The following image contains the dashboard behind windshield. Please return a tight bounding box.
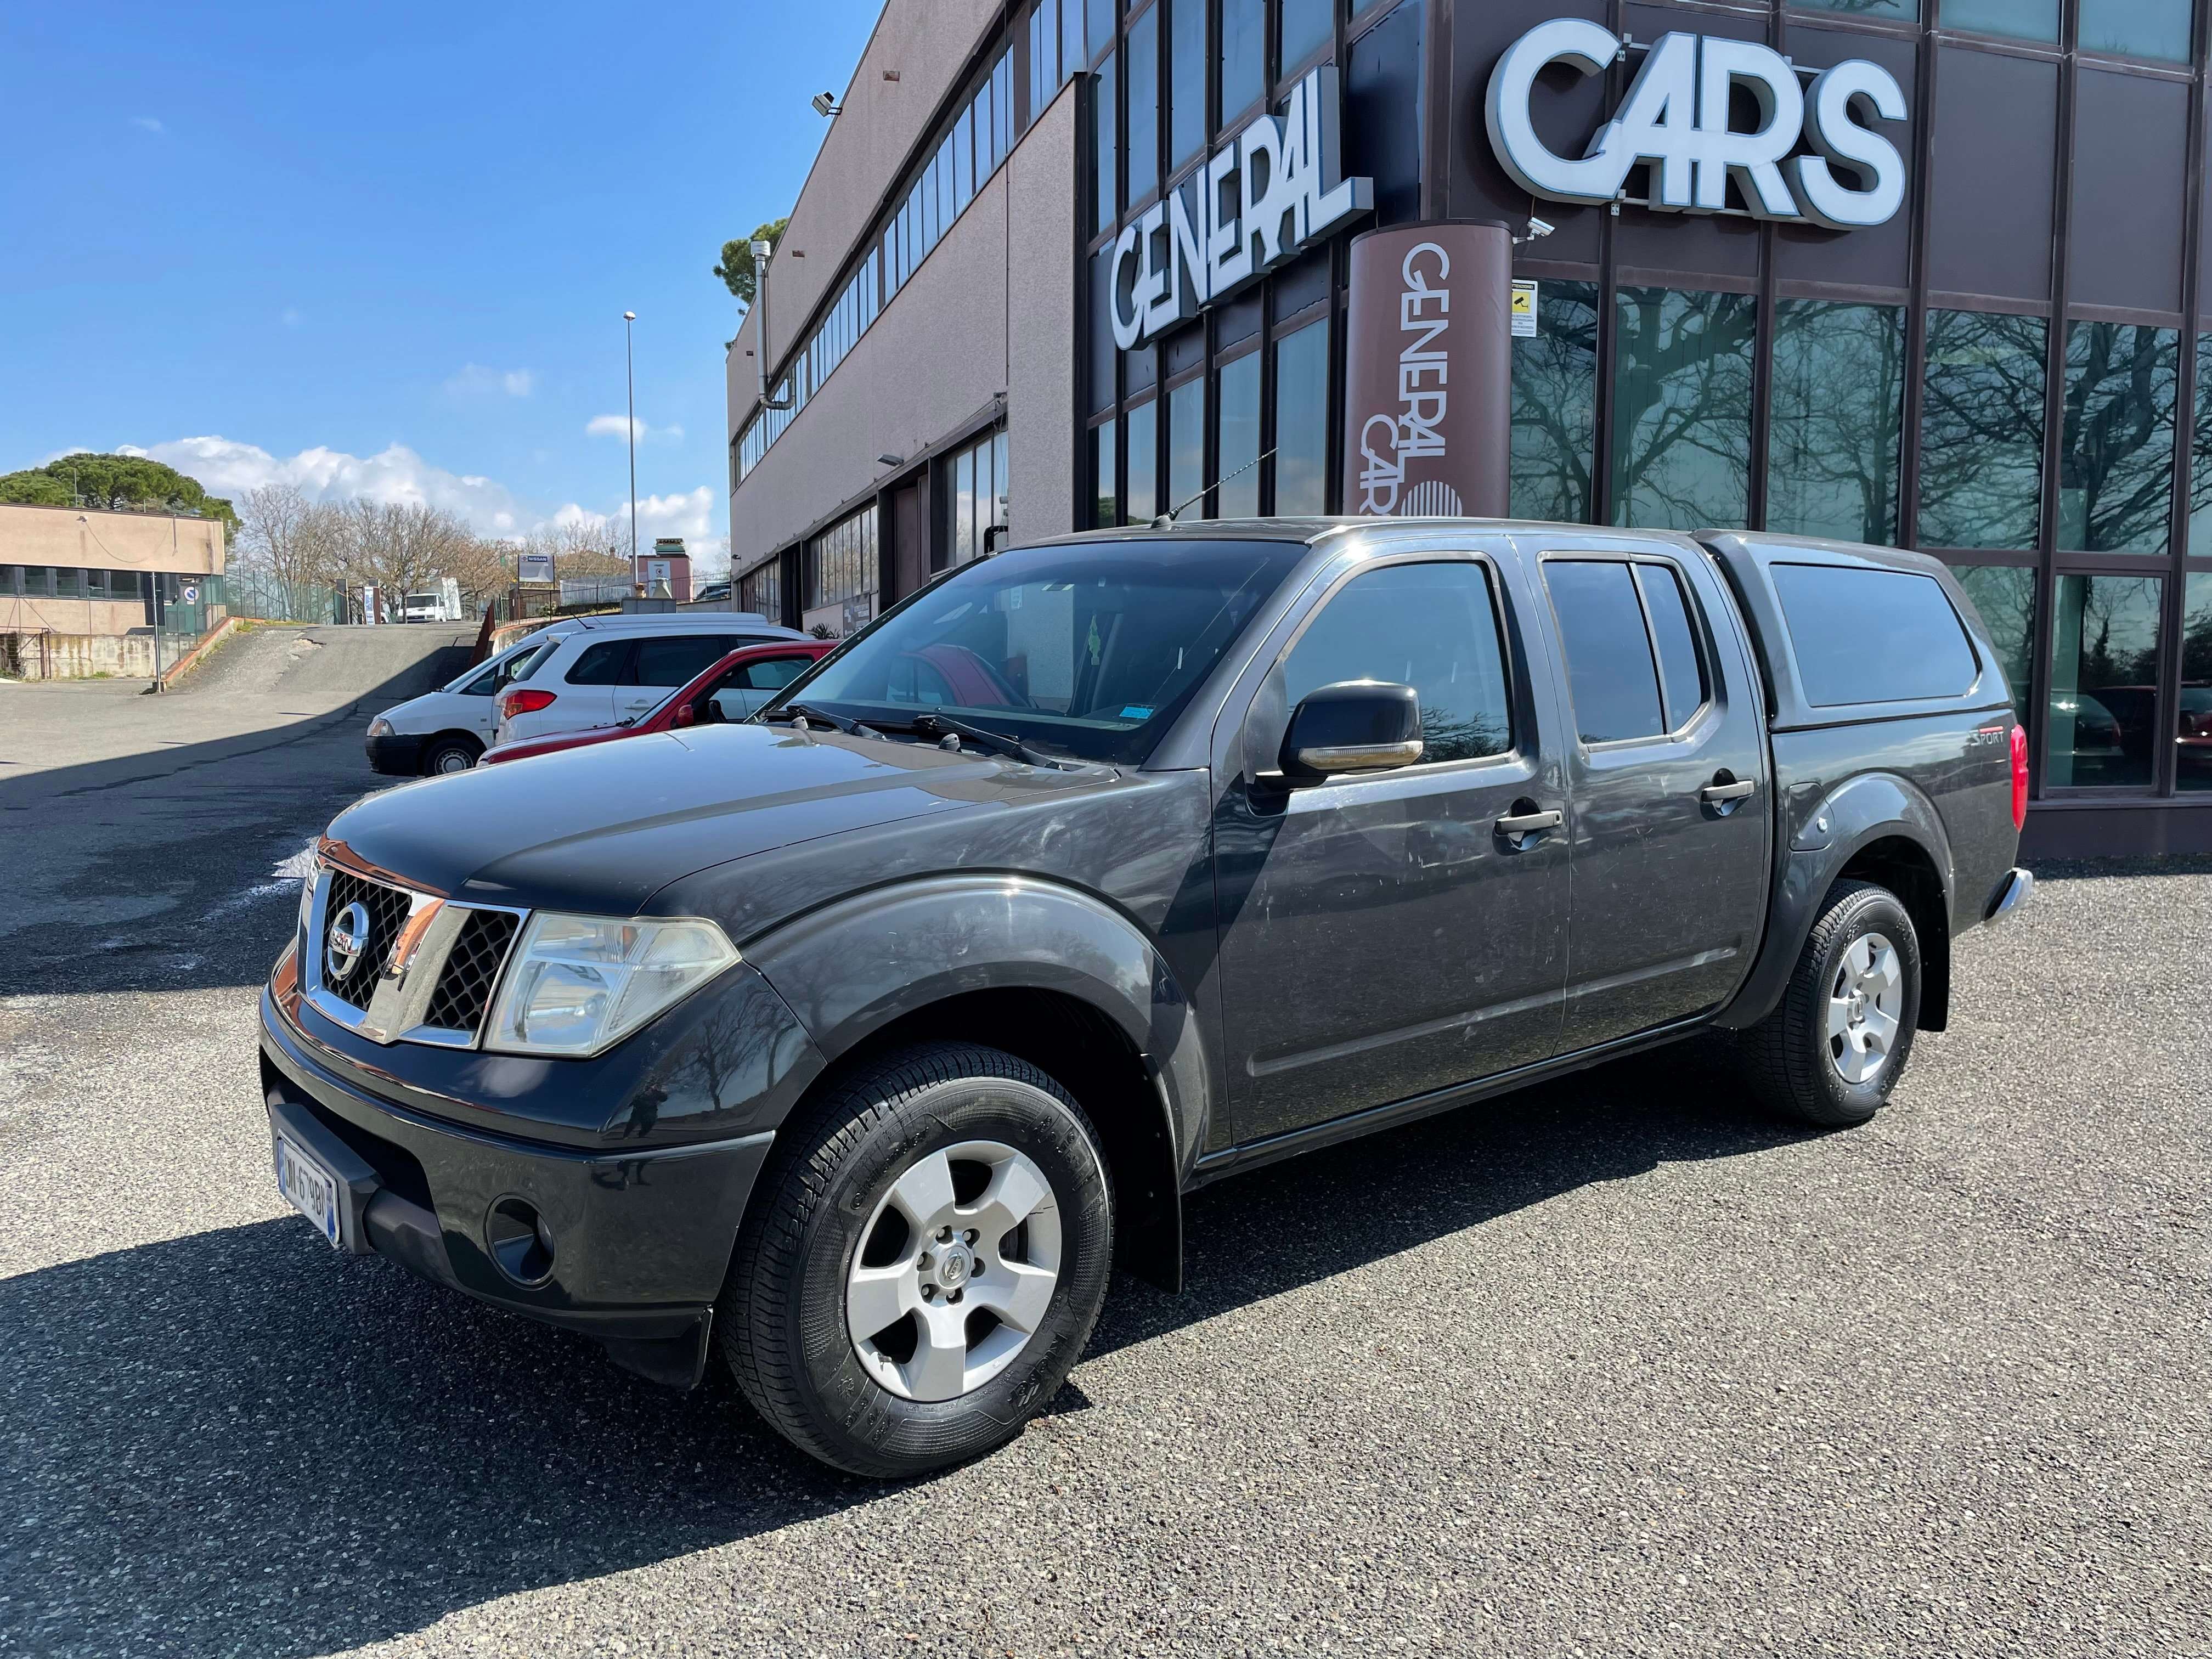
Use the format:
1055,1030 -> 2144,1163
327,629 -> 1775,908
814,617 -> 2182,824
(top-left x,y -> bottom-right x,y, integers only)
766,538 -> 1310,765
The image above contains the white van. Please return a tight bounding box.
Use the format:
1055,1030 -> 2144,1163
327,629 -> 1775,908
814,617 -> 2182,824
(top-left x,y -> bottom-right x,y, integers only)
364,633 -> 561,775
493,612 -> 802,746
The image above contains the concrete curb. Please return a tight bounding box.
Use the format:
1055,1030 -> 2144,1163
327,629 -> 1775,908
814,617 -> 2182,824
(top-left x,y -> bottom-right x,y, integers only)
157,616 -> 245,687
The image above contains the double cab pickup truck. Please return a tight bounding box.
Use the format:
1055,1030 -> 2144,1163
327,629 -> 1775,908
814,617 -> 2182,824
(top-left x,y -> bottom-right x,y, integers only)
259,520 -> 2032,1476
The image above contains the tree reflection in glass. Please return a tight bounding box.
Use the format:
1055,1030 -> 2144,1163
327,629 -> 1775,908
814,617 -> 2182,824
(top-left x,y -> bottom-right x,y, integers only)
1948,563 -> 2036,718
1769,301 -> 1905,544
1510,281 -> 1598,523
2059,323 -> 2177,555
1610,288 -> 1757,531
1918,311 -> 2046,550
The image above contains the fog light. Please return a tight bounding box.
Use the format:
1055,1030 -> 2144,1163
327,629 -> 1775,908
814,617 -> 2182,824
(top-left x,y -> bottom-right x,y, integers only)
486,1195 -> 555,1286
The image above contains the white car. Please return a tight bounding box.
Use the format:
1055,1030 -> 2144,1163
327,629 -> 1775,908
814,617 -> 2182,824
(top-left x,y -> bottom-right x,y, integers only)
364,634 -> 559,775
493,613 -> 802,746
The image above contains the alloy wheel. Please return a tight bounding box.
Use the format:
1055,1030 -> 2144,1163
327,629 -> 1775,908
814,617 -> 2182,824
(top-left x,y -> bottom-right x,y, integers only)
1825,931 -> 1901,1085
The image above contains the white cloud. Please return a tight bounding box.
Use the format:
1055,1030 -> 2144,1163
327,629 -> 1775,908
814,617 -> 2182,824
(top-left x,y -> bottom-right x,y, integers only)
585,414 -> 682,443
131,116 -> 164,134
548,487 -> 725,572
443,363 -> 535,398
119,436 -> 526,536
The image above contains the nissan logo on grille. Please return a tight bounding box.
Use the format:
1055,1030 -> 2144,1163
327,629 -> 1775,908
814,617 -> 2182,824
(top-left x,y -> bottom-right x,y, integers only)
325,901 -> 373,983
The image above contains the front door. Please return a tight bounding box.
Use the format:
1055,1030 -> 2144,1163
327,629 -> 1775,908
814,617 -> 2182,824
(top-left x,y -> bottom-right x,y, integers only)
1532,545 -> 1771,1050
1215,553 -> 1573,1143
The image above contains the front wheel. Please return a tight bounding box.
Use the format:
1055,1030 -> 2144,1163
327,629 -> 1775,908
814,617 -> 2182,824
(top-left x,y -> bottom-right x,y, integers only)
420,735 -> 481,775
720,1042 -> 1114,1478
1739,879 -> 1921,1129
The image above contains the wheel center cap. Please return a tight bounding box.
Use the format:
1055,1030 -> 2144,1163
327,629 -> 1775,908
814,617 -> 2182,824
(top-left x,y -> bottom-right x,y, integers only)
936,1244 -> 972,1288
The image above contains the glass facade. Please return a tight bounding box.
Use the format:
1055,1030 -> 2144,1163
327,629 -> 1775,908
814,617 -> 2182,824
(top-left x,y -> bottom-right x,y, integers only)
1509,282 -> 1597,524
2047,574 -> 2165,787
1273,318 -> 1330,516
1167,376 -> 1205,520
1609,289 -> 1757,532
2059,324 -> 2179,555
1919,312 -> 2047,551
2079,0 -> 2192,61
1768,303 -> 1905,546
1943,0 -> 2058,42
1216,351 -> 1262,517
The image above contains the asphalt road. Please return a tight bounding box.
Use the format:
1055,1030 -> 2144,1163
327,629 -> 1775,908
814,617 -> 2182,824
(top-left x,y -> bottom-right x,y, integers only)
2,631 -> 2207,1657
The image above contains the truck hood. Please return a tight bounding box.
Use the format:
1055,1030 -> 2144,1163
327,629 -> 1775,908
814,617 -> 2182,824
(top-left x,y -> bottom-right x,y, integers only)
324,721 -> 1108,915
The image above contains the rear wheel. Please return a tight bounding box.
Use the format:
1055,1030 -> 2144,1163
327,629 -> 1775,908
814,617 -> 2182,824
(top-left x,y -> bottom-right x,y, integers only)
420,733 -> 481,775
720,1042 -> 1114,1477
1740,879 -> 1921,1129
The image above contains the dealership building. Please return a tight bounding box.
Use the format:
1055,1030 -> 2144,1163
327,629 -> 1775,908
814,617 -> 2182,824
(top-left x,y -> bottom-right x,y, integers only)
727,0 -> 2212,855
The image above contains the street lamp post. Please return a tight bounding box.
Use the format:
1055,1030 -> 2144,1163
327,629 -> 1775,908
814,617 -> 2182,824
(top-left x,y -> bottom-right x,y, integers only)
623,311 -> 639,571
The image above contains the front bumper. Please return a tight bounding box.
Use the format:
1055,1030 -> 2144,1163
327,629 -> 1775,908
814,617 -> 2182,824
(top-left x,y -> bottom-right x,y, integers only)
260,988 -> 776,1387
365,732 -> 427,775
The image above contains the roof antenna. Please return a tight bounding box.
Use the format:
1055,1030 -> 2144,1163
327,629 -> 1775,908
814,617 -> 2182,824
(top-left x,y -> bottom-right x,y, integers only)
1150,446 -> 1276,531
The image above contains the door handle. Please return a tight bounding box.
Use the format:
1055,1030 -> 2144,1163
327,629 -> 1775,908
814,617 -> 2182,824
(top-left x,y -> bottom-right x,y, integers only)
1700,780 -> 1757,804
1494,808 -> 1564,837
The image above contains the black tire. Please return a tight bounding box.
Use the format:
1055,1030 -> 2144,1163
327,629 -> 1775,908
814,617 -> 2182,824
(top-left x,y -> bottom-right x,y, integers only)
720,1042 -> 1114,1478
1740,879 -> 1921,1130
420,734 -> 481,775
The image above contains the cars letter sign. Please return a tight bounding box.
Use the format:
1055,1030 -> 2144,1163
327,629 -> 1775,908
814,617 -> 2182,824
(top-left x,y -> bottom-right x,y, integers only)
1485,18 -> 1908,229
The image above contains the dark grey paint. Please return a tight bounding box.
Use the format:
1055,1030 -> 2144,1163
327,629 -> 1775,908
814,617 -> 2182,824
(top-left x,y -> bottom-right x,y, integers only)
272,518 -> 2024,1352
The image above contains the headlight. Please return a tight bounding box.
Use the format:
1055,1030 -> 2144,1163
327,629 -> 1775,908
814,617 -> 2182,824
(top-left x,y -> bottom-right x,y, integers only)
368,716 -> 394,737
483,912 -> 738,1057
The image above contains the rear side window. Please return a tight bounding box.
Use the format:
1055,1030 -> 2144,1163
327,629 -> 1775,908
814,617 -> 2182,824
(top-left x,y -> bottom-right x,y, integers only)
1547,562 -> 1663,743
739,654 -> 814,691
628,634 -> 738,687
564,640 -> 630,685
1281,561 -> 1513,764
1770,563 -> 1978,707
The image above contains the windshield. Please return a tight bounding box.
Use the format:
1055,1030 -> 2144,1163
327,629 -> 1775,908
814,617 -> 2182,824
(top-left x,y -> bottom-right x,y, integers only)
764,537 -> 1308,764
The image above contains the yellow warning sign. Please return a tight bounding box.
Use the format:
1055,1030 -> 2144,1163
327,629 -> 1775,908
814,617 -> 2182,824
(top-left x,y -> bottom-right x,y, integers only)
1510,279 -> 1539,338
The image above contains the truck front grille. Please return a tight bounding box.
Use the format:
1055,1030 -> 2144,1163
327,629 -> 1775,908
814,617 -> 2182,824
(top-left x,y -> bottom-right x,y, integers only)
422,908 -> 521,1035
320,870 -> 415,1003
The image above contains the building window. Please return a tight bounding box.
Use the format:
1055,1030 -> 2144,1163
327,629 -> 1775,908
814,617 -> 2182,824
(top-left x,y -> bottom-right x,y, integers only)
1919,310 -> 2047,551
1794,0 -> 1917,15
1126,397 -> 1160,520
1273,317 -> 1330,516
1280,0 -> 1331,75
1510,280 -> 1598,525
1125,4 -> 1159,205
53,567 -> 87,599
1062,0 -> 1085,79
1218,0 -> 1263,124
2059,323 -> 2178,556
1092,418 -> 1119,526
1094,50 -> 1118,236
1031,0 -> 1063,115
807,507 -> 879,623
1168,375 -> 1206,520
2080,0 -> 2192,60
2182,574 -> 2212,790
1948,565 -> 2036,720
1216,351 -> 1262,517
1168,0 -> 1205,168
951,430 -> 1009,566
740,560 -> 782,620
1940,0 -> 2057,41
1768,302 -> 1906,546
1610,288 -> 1757,533
2047,574 -> 2164,788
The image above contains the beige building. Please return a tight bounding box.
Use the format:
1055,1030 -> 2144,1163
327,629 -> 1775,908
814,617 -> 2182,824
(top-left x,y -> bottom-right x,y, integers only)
1,500 -> 227,678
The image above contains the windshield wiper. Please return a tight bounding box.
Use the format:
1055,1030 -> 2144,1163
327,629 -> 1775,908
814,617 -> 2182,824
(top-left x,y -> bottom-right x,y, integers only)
775,702 -> 888,741
906,712 -> 1071,770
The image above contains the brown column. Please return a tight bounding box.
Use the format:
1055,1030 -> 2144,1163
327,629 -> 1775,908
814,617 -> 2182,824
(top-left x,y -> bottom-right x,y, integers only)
1340,221 -> 1514,518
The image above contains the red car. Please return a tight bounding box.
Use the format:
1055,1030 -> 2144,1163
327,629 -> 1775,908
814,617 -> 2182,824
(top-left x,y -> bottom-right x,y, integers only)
480,639 -> 834,766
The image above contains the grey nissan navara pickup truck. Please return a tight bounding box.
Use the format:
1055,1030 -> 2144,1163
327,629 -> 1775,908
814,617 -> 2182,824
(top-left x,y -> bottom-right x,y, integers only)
258,520 -> 2032,1476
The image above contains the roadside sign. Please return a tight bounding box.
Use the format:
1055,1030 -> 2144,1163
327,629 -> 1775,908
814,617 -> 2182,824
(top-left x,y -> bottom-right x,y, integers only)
1510,280 -> 1539,338
518,551 -> 554,583
179,583 -> 200,603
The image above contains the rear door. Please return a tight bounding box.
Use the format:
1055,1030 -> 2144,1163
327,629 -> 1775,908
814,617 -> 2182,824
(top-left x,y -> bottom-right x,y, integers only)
622,633 -> 738,720
552,636 -> 631,731
1530,540 -> 1770,1049
1214,546 -> 1574,1142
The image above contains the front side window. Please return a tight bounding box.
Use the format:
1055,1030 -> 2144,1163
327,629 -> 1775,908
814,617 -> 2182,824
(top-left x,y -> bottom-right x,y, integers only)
1281,562 -> 1513,765
775,538 -> 1307,764
564,640 -> 629,685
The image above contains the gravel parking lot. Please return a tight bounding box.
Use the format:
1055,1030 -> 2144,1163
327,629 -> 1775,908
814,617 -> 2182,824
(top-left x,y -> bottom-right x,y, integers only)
2,630 -> 2207,1657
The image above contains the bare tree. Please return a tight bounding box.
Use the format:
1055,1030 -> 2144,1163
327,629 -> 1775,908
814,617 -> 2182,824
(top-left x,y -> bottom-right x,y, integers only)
235,484 -> 341,590
518,516 -> 633,579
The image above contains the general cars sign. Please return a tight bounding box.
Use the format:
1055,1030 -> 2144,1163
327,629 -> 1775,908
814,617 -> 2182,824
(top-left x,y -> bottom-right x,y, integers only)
1485,18 -> 1908,230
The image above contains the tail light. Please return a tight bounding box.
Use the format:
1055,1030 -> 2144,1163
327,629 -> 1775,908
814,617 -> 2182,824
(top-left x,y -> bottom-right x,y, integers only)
500,687 -> 557,720
2008,723 -> 2029,832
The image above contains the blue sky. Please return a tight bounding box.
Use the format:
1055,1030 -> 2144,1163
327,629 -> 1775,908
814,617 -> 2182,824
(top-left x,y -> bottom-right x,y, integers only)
0,0 -> 884,569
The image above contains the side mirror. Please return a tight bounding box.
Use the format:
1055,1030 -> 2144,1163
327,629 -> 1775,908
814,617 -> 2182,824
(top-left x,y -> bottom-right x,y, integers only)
1278,681 -> 1424,784
672,702 -> 697,727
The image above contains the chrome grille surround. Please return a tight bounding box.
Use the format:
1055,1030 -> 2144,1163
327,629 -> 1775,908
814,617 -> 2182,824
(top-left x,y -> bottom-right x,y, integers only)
299,857 -> 527,1048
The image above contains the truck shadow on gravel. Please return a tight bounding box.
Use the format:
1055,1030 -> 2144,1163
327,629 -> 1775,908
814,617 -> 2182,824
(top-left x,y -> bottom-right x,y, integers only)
1,1050 -> 1790,1659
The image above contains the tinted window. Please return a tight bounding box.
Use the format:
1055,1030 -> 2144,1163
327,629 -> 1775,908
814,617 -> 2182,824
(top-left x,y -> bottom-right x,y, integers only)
1637,565 -> 1708,731
629,635 -> 737,688
1282,562 -> 1512,765
563,640 -> 629,685
739,654 -> 814,691
1770,564 -> 1980,707
1547,561 -> 1664,743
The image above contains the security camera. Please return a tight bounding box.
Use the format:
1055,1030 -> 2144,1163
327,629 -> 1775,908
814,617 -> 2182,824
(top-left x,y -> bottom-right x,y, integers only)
1527,216 -> 1556,240
810,92 -> 841,117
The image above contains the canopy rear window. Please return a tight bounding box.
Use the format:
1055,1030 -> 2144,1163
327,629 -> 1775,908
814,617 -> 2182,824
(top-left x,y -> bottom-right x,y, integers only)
1770,563 -> 1980,708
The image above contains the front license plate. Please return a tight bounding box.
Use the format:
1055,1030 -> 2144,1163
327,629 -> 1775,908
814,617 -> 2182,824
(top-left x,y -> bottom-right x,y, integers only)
274,1135 -> 343,1249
